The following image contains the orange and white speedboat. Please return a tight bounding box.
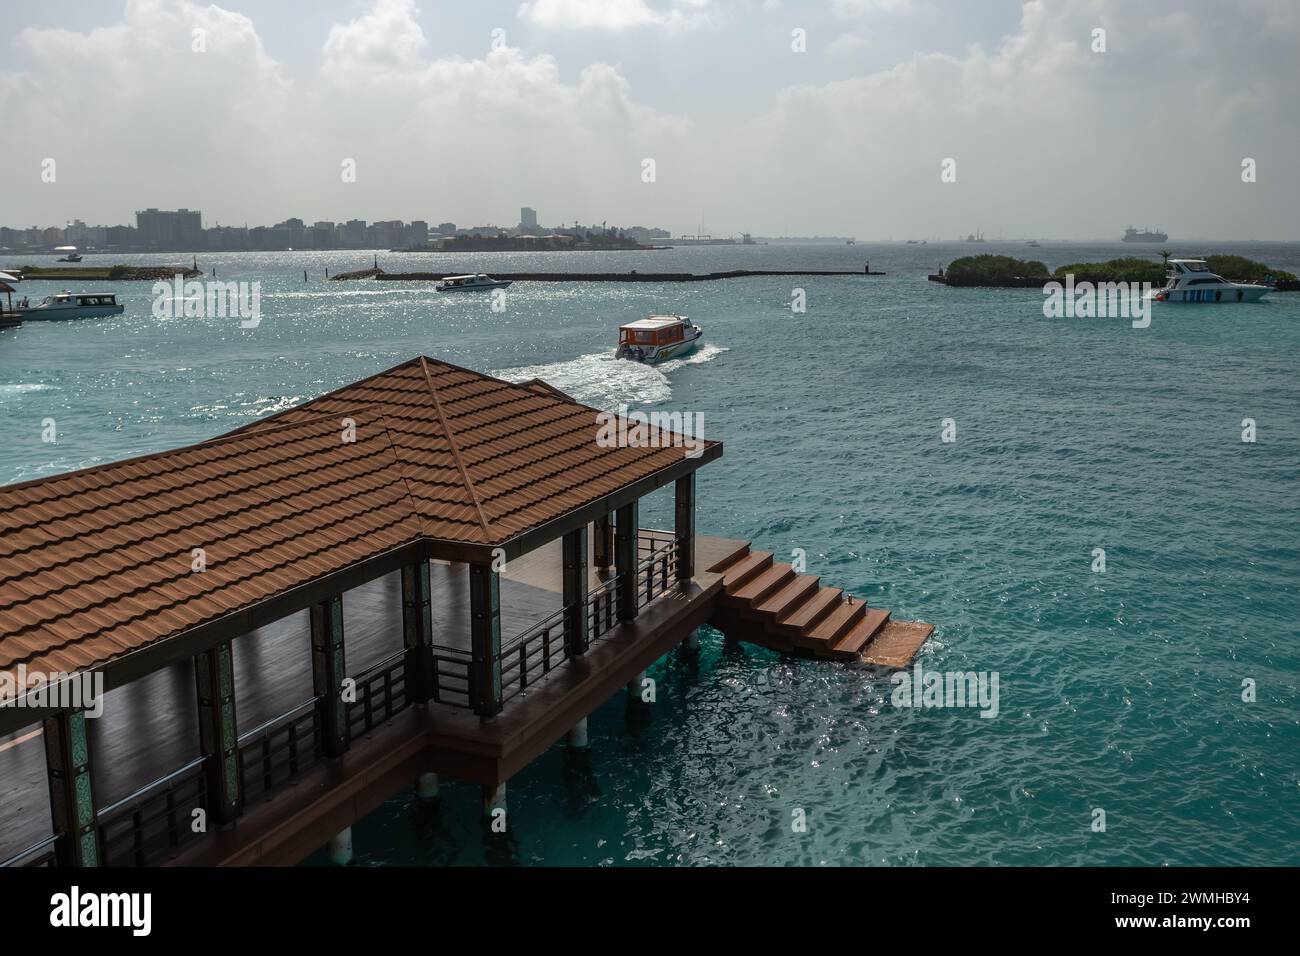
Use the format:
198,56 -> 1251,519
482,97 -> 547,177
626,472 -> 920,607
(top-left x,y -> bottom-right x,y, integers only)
614,314 -> 703,364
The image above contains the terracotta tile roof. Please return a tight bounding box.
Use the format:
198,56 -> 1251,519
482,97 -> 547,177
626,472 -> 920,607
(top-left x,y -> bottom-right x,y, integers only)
0,357 -> 717,693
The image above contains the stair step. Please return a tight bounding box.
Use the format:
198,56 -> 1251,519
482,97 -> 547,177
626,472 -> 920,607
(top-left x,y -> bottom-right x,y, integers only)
754,574 -> 820,619
806,597 -> 867,646
829,607 -> 891,658
776,586 -> 842,635
721,551 -> 773,591
729,563 -> 796,604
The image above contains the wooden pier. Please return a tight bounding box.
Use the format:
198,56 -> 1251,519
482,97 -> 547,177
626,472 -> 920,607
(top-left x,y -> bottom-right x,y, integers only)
0,356 -> 931,868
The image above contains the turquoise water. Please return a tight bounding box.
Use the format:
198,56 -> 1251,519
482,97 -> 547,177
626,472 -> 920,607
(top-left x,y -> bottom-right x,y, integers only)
2,243 -> 1297,865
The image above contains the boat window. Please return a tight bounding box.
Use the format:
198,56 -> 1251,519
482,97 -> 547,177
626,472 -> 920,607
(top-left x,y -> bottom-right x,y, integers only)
1184,261 -> 1209,272
1187,278 -> 1218,285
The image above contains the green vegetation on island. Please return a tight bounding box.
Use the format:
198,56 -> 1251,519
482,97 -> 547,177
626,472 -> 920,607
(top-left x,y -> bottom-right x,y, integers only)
938,253 -> 1295,287
939,255 -> 1050,286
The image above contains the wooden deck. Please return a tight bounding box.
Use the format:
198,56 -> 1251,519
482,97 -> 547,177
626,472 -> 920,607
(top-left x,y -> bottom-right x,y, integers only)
0,533 -> 934,866
0,535 -> 634,862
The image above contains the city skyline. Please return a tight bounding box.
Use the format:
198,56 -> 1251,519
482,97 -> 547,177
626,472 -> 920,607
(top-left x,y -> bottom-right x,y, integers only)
1,0 -> 1297,240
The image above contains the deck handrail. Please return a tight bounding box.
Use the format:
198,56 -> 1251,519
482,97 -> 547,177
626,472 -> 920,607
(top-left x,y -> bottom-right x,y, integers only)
0,832 -> 60,868
237,695 -> 319,744
96,754 -> 207,819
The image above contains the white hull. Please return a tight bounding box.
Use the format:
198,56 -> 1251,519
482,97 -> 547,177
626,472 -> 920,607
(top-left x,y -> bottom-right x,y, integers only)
436,279 -> 512,292
1150,285 -> 1269,303
18,304 -> 124,320
617,330 -> 702,364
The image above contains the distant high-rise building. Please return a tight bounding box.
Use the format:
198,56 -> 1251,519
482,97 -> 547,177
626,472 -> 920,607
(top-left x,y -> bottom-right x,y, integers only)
410,221 -> 429,246
519,207 -> 538,230
135,208 -> 203,249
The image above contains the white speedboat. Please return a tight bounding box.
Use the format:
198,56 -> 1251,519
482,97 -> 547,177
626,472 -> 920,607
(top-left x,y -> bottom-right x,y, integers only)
615,315 -> 703,363
1150,259 -> 1269,303
15,291 -> 125,320
435,273 -> 512,291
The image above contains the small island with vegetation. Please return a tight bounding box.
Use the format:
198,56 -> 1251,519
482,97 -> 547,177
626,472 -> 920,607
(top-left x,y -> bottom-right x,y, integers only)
930,253 -> 1297,289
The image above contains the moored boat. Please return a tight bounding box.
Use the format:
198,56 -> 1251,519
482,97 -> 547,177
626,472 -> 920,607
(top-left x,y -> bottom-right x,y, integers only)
14,291 -> 125,320
1149,259 -> 1269,303
435,273 -> 512,291
615,314 -> 703,363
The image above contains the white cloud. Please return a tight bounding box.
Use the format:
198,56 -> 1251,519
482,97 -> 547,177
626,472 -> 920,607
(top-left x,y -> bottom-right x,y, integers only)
518,0 -> 714,30
827,32 -> 869,55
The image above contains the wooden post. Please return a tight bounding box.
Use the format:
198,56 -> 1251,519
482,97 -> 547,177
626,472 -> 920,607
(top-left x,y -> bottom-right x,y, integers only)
469,563 -> 502,718
43,709 -> 99,866
563,526 -> 590,656
593,513 -> 614,571
615,499 -> 639,622
402,561 -> 435,704
675,472 -> 696,582
195,640 -> 241,825
311,594 -> 349,758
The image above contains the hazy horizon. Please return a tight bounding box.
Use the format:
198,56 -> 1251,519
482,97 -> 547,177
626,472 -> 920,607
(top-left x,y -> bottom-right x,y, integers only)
3,0 -> 1298,240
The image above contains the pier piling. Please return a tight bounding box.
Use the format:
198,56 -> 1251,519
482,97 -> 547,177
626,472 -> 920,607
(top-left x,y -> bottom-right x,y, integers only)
416,772 -> 440,800
328,827 -> 353,865
482,783 -> 507,818
566,716 -> 590,750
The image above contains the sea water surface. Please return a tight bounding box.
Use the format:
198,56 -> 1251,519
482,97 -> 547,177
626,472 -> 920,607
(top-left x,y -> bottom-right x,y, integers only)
1,242 -> 1297,866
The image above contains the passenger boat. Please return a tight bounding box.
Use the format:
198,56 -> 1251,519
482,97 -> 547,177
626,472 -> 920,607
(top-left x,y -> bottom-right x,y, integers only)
1150,259 -> 1269,303
615,314 -> 703,363
53,246 -> 83,262
435,273 -> 512,291
14,291 -> 125,320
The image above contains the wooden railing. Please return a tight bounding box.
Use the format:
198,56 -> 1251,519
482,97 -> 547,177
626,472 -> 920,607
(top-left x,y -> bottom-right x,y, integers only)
95,756 -> 208,866
0,833 -> 60,868
347,652 -> 409,736
500,605 -> 571,705
432,645 -> 472,708
237,699 -> 323,804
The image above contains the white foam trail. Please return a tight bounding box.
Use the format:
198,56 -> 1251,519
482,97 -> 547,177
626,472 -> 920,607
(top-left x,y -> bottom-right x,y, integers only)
494,343 -> 726,409
0,383 -> 53,397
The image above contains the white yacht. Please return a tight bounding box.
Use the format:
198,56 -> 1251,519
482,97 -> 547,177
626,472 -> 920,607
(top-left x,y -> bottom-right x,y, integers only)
435,273 -> 512,292
615,315 -> 703,363
15,291 -> 125,320
1151,259 -> 1269,303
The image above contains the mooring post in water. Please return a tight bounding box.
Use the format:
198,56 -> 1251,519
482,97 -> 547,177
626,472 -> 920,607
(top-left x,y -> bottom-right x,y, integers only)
328,827 -> 353,865
482,782 -> 507,817
566,715 -> 590,750
683,628 -> 701,654
416,772 -> 439,800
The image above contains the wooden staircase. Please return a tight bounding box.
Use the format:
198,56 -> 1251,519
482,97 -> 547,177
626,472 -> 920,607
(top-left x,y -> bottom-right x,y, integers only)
705,543 -> 934,667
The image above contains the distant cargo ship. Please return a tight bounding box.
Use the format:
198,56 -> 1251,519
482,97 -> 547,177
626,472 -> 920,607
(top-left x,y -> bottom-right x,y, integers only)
670,234 -> 736,246
1122,226 -> 1168,243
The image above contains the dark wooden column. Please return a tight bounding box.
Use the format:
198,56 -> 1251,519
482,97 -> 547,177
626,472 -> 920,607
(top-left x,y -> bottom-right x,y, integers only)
615,499 -> 640,621
310,594 -> 349,758
469,563 -> 502,718
195,640 -> 241,825
593,513 -> 614,571
674,472 -> 696,582
402,560 -> 435,705
563,526 -> 590,656
43,709 -> 99,866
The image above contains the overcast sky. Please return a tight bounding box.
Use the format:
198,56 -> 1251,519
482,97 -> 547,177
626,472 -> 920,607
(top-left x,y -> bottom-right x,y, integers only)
2,0 -> 1297,238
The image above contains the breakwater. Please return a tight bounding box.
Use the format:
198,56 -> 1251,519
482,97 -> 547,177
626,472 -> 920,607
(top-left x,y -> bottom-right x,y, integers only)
331,268 -> 884,282
7,265 -> 205,281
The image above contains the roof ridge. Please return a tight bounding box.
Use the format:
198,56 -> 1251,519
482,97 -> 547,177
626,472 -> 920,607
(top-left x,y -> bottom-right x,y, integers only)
417,356 -> 493,540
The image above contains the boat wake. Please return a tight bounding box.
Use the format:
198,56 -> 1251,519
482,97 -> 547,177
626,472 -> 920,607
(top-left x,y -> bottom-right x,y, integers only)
494,343 -> 726,410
